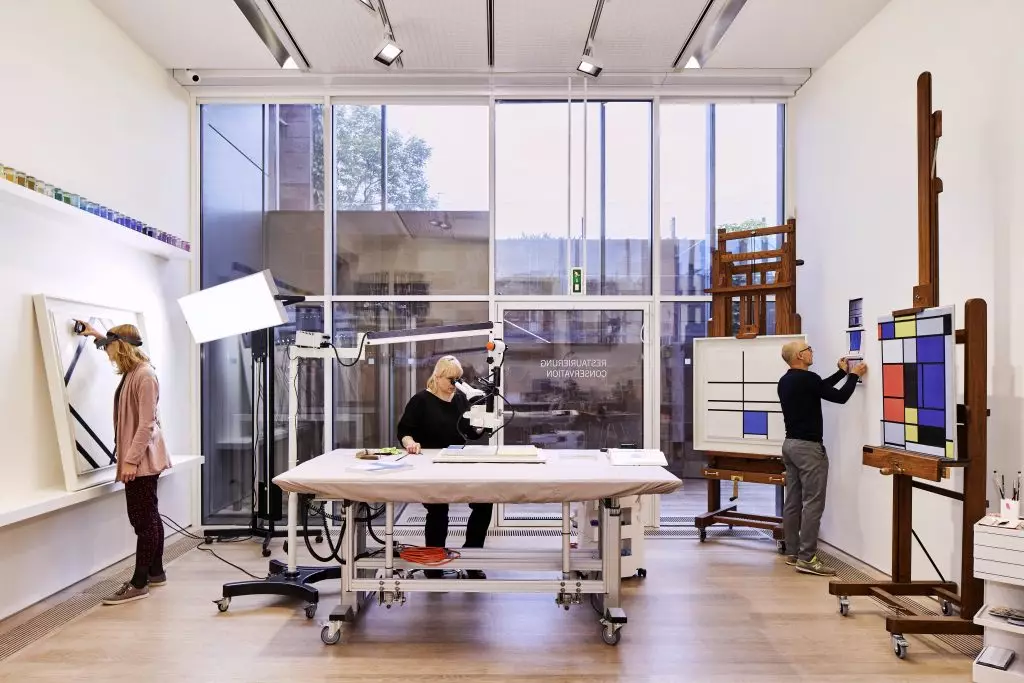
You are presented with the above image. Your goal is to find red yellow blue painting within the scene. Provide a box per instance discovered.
[878,305,956,459]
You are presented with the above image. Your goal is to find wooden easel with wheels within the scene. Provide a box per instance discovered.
[695,220,800,548]
[827,71,987,659]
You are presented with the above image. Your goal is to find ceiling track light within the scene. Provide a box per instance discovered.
[373,0,403,68]
[233,0,310,70]
[672,0,749,70]
[576,0,607,78]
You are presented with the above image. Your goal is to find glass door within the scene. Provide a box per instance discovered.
[494,302,651,526]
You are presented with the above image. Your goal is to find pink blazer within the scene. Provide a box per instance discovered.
[115,363,171,481]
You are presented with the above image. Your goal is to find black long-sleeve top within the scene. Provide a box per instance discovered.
[396,390,481,449]
[777,368,858,442]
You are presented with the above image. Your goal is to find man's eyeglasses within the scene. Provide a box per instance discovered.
[801,346,813,354]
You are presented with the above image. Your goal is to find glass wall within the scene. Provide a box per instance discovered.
[495,100,652,296]
[197,96,786,523]
[199,103,324,523]
[660,303,710,478]
[333,301,490,450]
[334,104,489,296]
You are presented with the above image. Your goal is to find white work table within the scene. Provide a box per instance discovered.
[273,448,680,504]
[268,447,681,648]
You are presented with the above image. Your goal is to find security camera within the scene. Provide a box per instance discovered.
[184,70,201,84]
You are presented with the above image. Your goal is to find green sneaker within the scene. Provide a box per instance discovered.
[795,555,836,576]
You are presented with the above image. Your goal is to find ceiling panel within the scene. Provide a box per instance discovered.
[272,0,383,72]
[596,0,707,70]
[90,0,280,69]
[704,0,891,69]
[385,0,488,70]
[493,0,595,71]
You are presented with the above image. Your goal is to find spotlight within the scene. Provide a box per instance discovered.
[374,37,403,66]
[577,53,602,78]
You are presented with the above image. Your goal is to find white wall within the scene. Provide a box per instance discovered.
[791,0,1024,581]
[0,0,194,619]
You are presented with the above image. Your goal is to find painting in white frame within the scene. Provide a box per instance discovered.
[34,294,149,491]
[692,334,806,456]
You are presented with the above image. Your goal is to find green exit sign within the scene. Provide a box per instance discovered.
[570,267,584,295]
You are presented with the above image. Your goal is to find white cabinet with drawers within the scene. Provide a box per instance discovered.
[973,519,1024,682]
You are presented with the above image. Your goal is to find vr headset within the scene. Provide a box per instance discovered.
[94,331,143,350]
[73,320,143,349]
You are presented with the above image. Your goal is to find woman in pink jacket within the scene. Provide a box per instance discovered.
[76,322,172,606]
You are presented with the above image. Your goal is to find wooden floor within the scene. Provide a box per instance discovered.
[0,525,971,682]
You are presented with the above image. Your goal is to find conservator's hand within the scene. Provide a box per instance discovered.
[853,362,869,377]
[404,441,421,454]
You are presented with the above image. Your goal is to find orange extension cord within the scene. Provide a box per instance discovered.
[398,546,461,566]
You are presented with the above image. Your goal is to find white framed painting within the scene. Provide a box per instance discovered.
[33,295,150,491]
[692,334,806,456]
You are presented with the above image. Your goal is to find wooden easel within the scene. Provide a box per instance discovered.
[828,72,987,659]
[695,220,800,546]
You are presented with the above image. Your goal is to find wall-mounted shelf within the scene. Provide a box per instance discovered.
[0,455,203,529]
[0,180,190,261]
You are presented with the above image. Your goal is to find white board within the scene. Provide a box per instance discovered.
[692,334,806,456]
[34,295,150,491]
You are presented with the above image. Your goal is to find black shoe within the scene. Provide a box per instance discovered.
[423,569,444,579]
[465,570,486,580]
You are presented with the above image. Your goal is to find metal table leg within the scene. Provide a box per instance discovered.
[598,497,626,645]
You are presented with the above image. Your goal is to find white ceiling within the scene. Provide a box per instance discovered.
[90,0,891,74]
[704,0,893,69]
[91,0,281,70]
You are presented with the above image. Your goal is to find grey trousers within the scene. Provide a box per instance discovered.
[781,438,829,562]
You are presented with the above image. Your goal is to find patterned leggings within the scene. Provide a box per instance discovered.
[125,475,164,588]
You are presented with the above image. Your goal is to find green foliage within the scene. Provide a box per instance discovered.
[329,106,437,211]
[718,217,768,233]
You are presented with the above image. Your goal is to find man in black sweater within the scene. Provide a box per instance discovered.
[777,340,868,576]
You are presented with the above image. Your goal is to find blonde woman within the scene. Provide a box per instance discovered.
[396,355,489,578]
[76,322,171,604]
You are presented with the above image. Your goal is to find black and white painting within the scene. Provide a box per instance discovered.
[34,295,148,491]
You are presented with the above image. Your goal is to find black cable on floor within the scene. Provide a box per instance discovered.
[161,514,265,580]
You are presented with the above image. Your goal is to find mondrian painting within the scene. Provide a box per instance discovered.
[693,334,805,456]
[878,305,957,459]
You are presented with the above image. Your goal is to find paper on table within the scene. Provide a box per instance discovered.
[607,449,668,466]
[346,460,413,474]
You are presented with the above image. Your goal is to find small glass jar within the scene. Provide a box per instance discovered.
[15,171,27,187]
[62,192,72,205]
[3,166,14,183]
[53,188,63,201]
[26,176,37,191]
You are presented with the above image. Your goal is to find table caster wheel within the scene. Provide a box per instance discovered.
[699,529,707,543]
[941,600,953,616]
[283,541,288,553]
[601,625,621,646]
[321,625,341,646]
[315,534,324,544]
[891,634,908,659]
[204,536,214,545]
[637,568,647,578]
[215,597,230,613]
[262,547,271,558]
[838,597,850,617]
[304,603,317,619]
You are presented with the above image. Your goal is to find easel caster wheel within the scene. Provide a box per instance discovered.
[699,530,707,543]
[601,626,621,646]
[283,541,288,553]
[305,604,317,619]
[215,597,230,613]
[315,534,324,544]
[941,600,953,616]
[637,568,647,578]
[204,536,214,545]
[838,597,850,617]
[262,547,271,558]
[891,634,908,659]
[321,625,341,646]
